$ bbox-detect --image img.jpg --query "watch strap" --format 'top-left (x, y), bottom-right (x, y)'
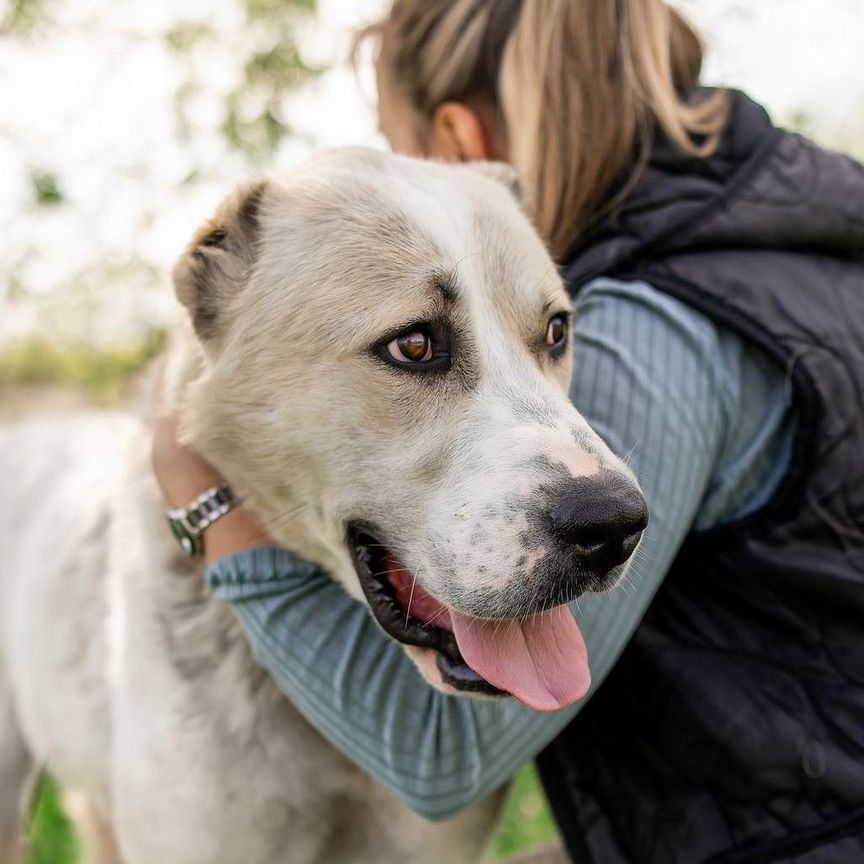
top-left (166, 485), bottom-right (240, 557)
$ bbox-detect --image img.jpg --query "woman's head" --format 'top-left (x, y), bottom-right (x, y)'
top-left (361, 0), bottom-right (729, 259)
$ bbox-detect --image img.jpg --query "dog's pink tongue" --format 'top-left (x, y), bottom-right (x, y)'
top-left (450, 609), bottom-right (591, 712)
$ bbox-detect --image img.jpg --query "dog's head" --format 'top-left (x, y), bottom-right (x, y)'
top-left (174, 148), bottom-right (646, 711)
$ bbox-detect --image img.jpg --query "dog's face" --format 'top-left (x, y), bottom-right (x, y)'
top-left (175, 148), bottom-right (646, 711)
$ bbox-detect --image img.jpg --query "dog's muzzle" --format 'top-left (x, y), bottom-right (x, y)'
top-left (345, 470), bottom-right (647, 711)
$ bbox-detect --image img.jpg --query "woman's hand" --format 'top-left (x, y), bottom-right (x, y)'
top-left (152, 414), bottom-right (274, 565)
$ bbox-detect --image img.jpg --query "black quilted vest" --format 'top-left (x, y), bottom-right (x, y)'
top-left (538, 92), bottom-right (864, 864)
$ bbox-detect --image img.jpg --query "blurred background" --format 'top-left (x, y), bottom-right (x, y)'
top-left (2, 0), bottom-right (863, 860)
top-left (2, 0), bottom-right (864, 421)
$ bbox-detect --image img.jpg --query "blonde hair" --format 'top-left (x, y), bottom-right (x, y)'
top-left (360, 0), bottom-right (729, 260)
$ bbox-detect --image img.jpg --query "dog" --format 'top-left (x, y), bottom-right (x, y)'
top-left (0, 148), bottom-right (646, 863)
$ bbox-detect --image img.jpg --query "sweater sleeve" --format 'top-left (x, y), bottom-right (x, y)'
top-left (207, 278), bottom-right (737, 820)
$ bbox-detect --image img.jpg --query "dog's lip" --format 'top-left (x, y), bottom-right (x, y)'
top-left (347, 524), bottom-right (505, 697)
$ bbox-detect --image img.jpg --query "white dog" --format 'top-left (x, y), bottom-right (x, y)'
top-left (0, 148), bottom-right (646, 864)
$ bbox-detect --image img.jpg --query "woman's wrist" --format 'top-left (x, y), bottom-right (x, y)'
top-left (203, 507), bottom-right (274, 566)
top-left (153, 414), bottom-right (275, 564)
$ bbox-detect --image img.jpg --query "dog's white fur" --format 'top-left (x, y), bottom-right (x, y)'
top-left (0, 149), bottom-right (638, 863)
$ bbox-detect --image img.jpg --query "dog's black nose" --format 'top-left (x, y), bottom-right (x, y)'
top-left (548, 471), bottom-right (648, 575)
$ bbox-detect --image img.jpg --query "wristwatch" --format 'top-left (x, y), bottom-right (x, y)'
top-left (166, 485), bottom-right (240, 557)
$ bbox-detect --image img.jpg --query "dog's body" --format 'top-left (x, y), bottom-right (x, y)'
top-left (0, 414), bottom-right (499, 864)
top-left (0, 149), bottom-right (644, 863)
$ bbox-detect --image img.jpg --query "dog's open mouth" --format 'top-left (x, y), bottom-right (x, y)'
top-left (349, 526), bottom-right (503, 697)
top-left (348, 525), bottom-right (592, 712)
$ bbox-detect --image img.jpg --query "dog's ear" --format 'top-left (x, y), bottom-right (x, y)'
top-left (173, 179), bottom-right (268, 341)
top-left (467, 161), bottom-right (525, 205)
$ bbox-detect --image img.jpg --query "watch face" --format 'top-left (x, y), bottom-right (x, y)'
top-left (169, 517), bottom-right (200, 557)
top-left (169, 518), bottom-right (184, 542)
top-left (165, 487), bottom-right (235, 558)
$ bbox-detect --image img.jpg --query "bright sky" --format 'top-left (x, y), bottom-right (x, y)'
top-left (1, 0), bottom-right (862, 347)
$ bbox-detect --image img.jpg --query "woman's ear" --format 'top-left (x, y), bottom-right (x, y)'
top-left (431, 102), bottom-right (496, 162)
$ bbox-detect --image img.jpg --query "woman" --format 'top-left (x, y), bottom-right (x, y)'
top-left (154, 1), bottom-right (864, 861)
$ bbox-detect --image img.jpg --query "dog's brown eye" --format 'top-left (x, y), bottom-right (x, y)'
top-left (546, 315), bottom-right (568, 350)
top-left (388, 331), bottom-right (433, 363)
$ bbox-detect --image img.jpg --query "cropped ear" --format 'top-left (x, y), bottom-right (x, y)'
top-left (173, 179), bottom-right (268, 341)
top-left (466, 161), bottom-right (525, 205)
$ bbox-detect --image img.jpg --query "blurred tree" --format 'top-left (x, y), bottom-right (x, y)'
top-left (786, 110), bottom-right (815, 138)
top-left (6, 0), bottom-right (321, 179)
top-left (0, 0), bottom-right (50, 36)
top-left (167, 0), bottom-right (321, 164)
top-left (0, 0), bottom-right (323, 327)
top-left (30, 170), bottom-right (63, 206)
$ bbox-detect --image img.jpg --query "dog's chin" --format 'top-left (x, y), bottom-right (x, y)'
top-left (347, 524), bottom-right (507, 700)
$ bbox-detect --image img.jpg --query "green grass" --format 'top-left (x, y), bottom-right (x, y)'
top-left (486, 763), bottom-right (560, 860)
top-left (0, 330), bottom-right (166, 406)
top-left (29, 764), bottom-right (558, 863)
top-left (27, 776), bottom-right (79, 864)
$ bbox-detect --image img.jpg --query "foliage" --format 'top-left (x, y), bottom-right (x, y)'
top-left (0, 0), bottom-right (50, 36)
top-left (0, 328), bottom-right (167, 405)
top-left (247, 0), bottom-right (316, 18)
top-left (30, 170), bottom-right (63, 206)
top-left (27, 776), bottom-right (79, 864)
top-left (7, 0), bottom-right (319, 162)
top-left (2, 0), bottom-right (322, 327)
top-left (167, 0), bottom-right (321, 164)
top-left (486, 764), bottom-right (560, 860)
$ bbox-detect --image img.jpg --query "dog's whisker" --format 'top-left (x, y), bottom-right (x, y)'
top-left (619, 560), bottom-right (646, 591)
top-left (631, 545), bottom-right (655, 564)
top-left (258, 502), bottom-right (310, 533)
top-left (621, 564), bottom-right (640, 586)
top-left (422, 607), bottom-right (450, 629)
top-left (452, 249), bottom-right (479, 273)
top-left (405, 572), bottom-right (419, 628)
top-left (619, 441), bottom-right (641, 468)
